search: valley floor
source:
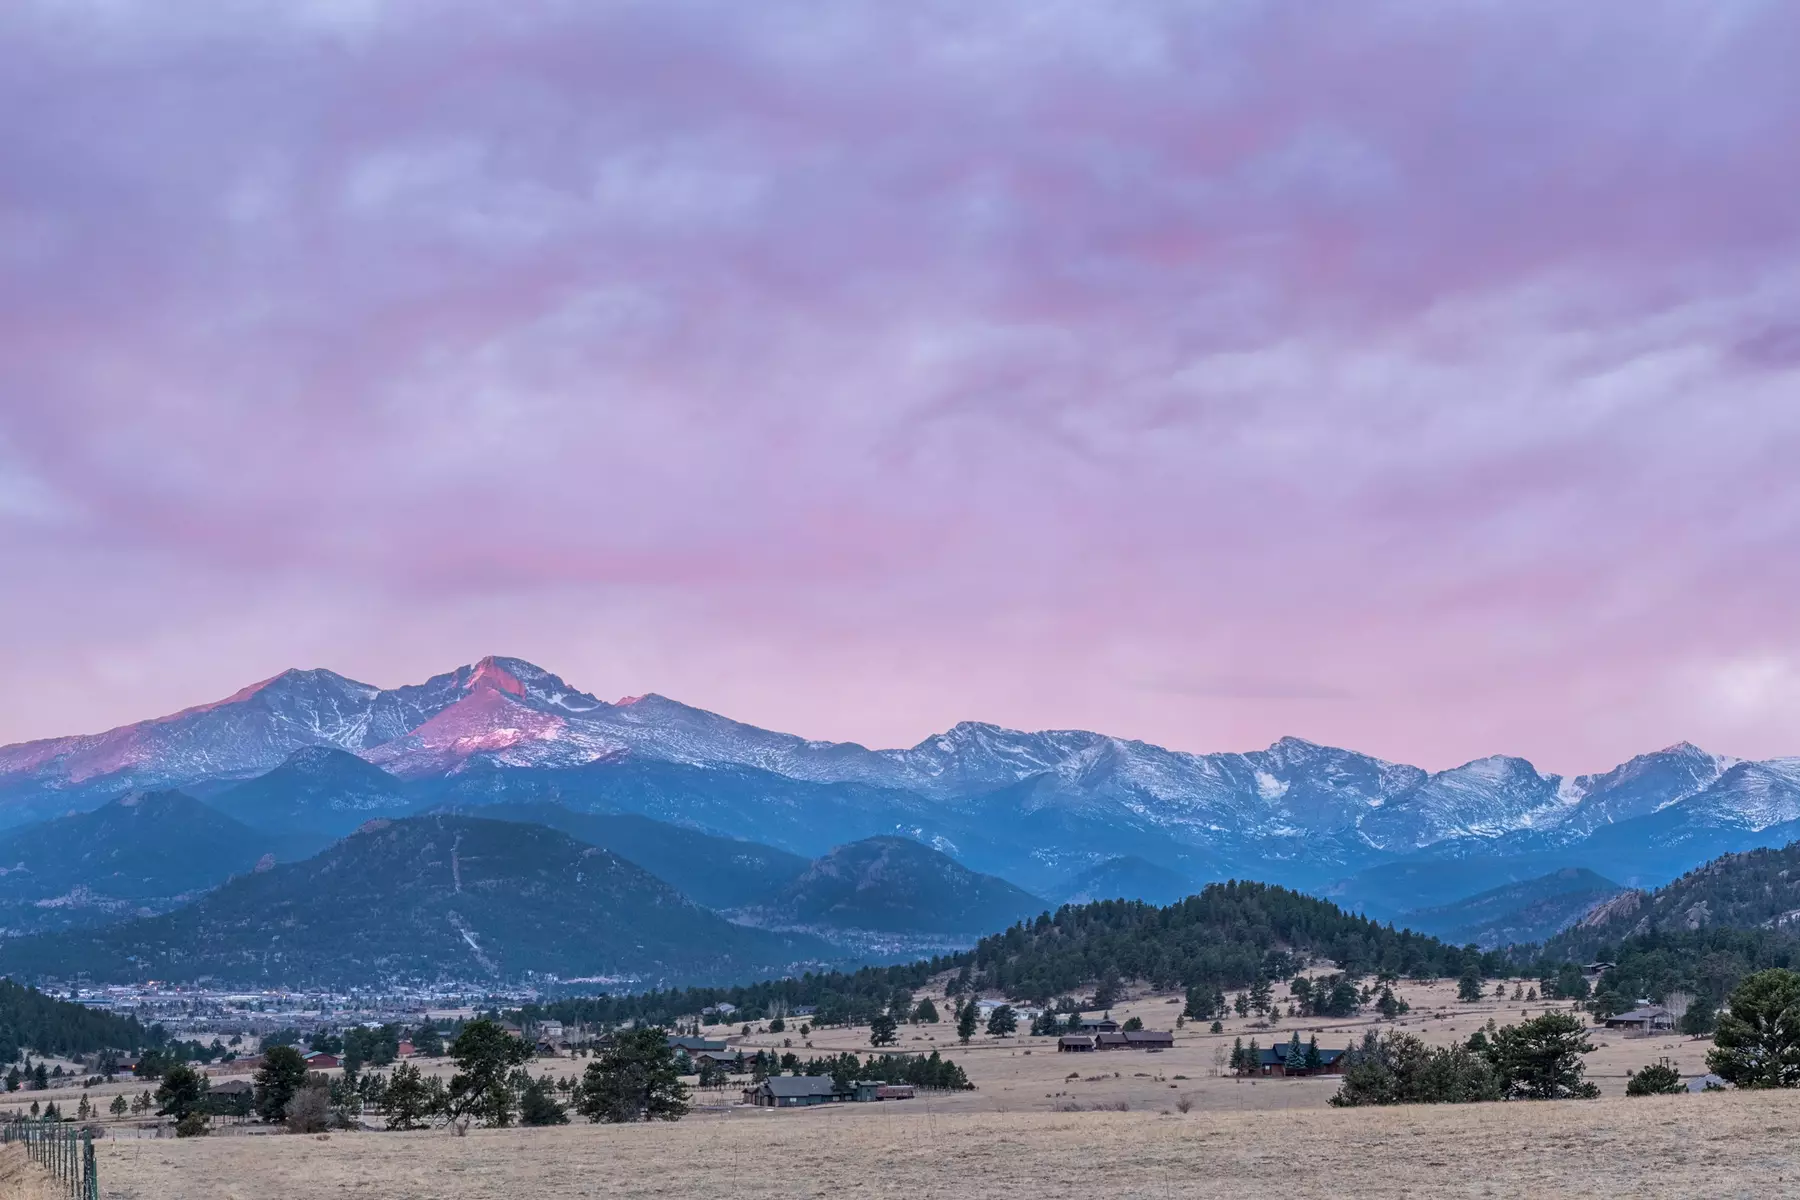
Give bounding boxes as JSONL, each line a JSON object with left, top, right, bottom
{"left": 94, "top": 1089, "right": 1800, "bottom": 1200}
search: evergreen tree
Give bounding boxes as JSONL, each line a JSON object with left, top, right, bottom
{"left": 445, "top": 1019, "right": 533, "bottom": 1127}
{"left": 1304, "top": 1036, "right": 1323, "bottom": 1074}
{"left": 254, "top": 1046, "right": 310, "bottom": 1124}
{"left": 109, "top": 1094, "right": 128, "bottom": 1118}
{"left": 1286, "top": 1031, "right": 1302, "bottom": 1072}
{"left": 1488, "top": 1011, "right": 1600, "bottom": 1100}
{"left": 1234, "top": 993, "right": 1250, "bottom": 1018}
{"left": 1707, "top": 968, "right": 1800, "bottom": 1089}
{"left": 574, "top": 1028, "right": 690, "bottom": 1123}
{"left": 1229, "top": 1037, "right": 1245, "bottom": 1074}
{"left": 520, "top": 1075, "right": 570, "bottom": 1125}
{"left": 155, "top": 1063, "right": 209, "bottom": 1120}
{"left": 986, "top": 1006, "right": 1017, "bottom": 1038}
{"left": 912, "top": 998, "right": 939, "bottom": 1024}
{"left": 956, "top": 1002, "right": 978, "bottom": 1045}
{"left": 1210, "top": 1021, "right": 1222, "bottom": 1034}
{"left": 382, "top": 1062, "right": 438, "bottom": 1130}
{"left": 1626, "top": 1060, "right": 1685, "bottom": 1096}
{"left": 869, "top": 1013, "right": 899, "bottom": 1047}
{"left": 1679, "top": 996, "right": 1717, "bottom": 1037}
{"left": 412, "top": 1024, "right": 446, "bottom": 1058}
{"left": 1457, "top": 971, "right": 1484, "bottom": 1003}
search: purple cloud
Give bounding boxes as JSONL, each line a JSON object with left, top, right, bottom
{"left": 2, "top": 0, "right": 1798, "bottom": 772}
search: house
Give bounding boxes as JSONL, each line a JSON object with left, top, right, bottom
{"left": 745, "top": 1076, "right": 844, "bottom": 1108}
{"left": 695, "top": 1051, "right": 746, "bottom": 1072}
{"left": 1058, "top": 1035, "right": 1097, "bottom": 1053}
{"left": 1604, "top": 1006, "right": 1673, "bottom": 1032}
{"left": 301, "top": 1051, "right": 341, "bottom": 1070}
{"left": 668, "top": 1035, "right": 730, "bottom": 1054}
{"left": 1123, "top": 1030, "right": 1174, "bottom": 1050}
{"left": 395, "top": 1041, "right": 415, "bottom": 1058}
{"left": 538, "top": 1021, "right": 564, "bottom": 1040}
{"left": 1078, "top": 1018, "right": 1120, "bottom": 1033}
{"left": 205, "top": 1079, "right": 255, "bottom": 1118}
{"left": 1094, "top": 1032, "right": 1130, "bottom": 1050}
{"left": 1253, "top": 1043, "right": 1345, "bottom": 1077}
{"left": 790, "top": 1006, "right": 817, "bottom": 1018}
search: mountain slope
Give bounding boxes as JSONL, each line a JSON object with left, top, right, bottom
{"left": 1399, "top": 868, "right": 1623, "bottom": 949}
{"left": 1554, "top": 838, "right": 1800, "bottom": 950}
{"left": 0, "top": 791, "right": 286, "bottom": 934}
{"left": 1052, "top": 856, "right": 1196, "bottom": 907}
{"left": 206, "top": 746, "right": 411, "bottom": 839}
{"left": 428, "top": 800, "right": 809, "bottom": 909}
{"left": 0, "top": 816, "right": 833, "bottom": 987}
{"left": 754, "top": 836, "right": 1044, "bottom": 936}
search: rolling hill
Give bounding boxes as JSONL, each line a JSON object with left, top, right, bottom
{"left": 746, "top": 836, "right": 1045, "bottom": 937}
{"left": 427, "top": 800, "right": 809, "bottom": 909}
{"left": 0, "top": 791, "right": 290, "bottom": 934}
{"left": 0, "top": 815, "right": 834, "bottom": 987}
{"left": 205, "top": 745, "right": 411, "bottom": 840}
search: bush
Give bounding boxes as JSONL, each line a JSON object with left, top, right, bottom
{"left": 1626, "top": 1061, "right": 1685, "bottom": 1096}
{"left": 1331, "top": 1031, "right": 1501, "bottom": 1107}
{"left": 284, "top": 1084, "right": 333, "bottom": 1134}
{"left": 174, "top": 1111, "right": 210, "bottom": 1138}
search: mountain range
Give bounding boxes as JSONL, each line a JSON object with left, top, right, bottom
{"left": 4, "top": 654, "right": 1800, "bottom": 969}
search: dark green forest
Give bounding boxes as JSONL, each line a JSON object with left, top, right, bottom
{"left": 0, "top": 979, "right": 148, "bottom": 1059}
{"left": 530, "top": 881, "right": 1490, "bottom": 1028}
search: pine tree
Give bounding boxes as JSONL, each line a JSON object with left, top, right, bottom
{"left": 110, "top": 1094, "right": 128, "bottom": 1118}
{"left": 957, "top": 1002, "right": 978, "bottom": 1045}
{"left": 1707, "top": 969, "right": 1800, "bottom": 1089}
{"left": 986, "top": 1006, "right": 1017, "bottom": 1038}
{"left": 869, "top": 1013, "right": 899, "bottom": 1047}
{"left": 573, "top": 1028, "right": 690, "bottom": 1123}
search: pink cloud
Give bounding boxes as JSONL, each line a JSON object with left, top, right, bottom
{"left": 1, "top": 1, "right": 1798, "bottom": 774}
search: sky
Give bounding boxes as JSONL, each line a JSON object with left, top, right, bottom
{"left": 2, "top": 1, "right": 1799, "bottom": 774}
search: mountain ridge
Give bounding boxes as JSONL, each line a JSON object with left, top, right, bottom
{"left": 3, "top": 657, "right": 1796, "bottom": 896}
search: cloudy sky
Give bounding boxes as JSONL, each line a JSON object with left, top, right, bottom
{"left": 3, "top": 0, "right": 1798, "bottom": 773}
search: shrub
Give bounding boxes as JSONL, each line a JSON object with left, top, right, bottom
{"left": 285, "top": 1084, "right": 332, "bottom": 1134}
{"left": 174, "top": 1111, "right": 210, "bottom": 1138}
{"left": 1626, "top": 1061, "right": 1685, "bottom": 1096}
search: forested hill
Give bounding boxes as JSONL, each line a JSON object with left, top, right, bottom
{"left": 1523, "top": 840, "right": 1800, "bottom": 1015}
{"left": 963, "top": 882, "right": 1481, "bottom": 1002}
{"left": 0, "top": 979, "right": 148, "bottom": 1059}
{"left": 1547, "top": 839, "right": 1800, "bottom": 953}
{"left": 530, "top": 881, "right": 1485, "bottom": 1028}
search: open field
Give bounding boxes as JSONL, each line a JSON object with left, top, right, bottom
{"left": 0, "top": 977, "right": 1765, "bottom": 1198}
{"left": 88, "top": 1090, "right": 1800, "bottom": 1200}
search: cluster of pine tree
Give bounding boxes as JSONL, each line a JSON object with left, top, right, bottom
{"left": 528, "top": 883, "right": 1484, "bottom": 1030}
{"left": 741, "top": 1048, "right": 972, "bottom": 1090}
{"left": 0, "top": 979, "right": 148, "bottom": 1060}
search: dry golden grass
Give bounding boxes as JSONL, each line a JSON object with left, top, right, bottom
{"left": 0, "top": 1146, "right": 55, "bottom": 1200}
{"left": 93, "top": 1089, "right": 1800, "bottom": 1200}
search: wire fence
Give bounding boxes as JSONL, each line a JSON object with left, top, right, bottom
{"left": 2, "top": 1120, "right": 100, "bottom": 1200}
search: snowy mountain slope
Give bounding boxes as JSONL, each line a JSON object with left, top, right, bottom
{"left": 3, "top": 656, "right": 1799, "bottom": 895}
